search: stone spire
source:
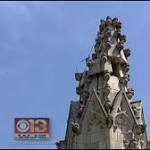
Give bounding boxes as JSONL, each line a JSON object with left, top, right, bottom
{"left": 57, "top": 16, "right": 148, "bottom": 149}
{"left": 75, "top": 16, "right": 133, "bottom": 124}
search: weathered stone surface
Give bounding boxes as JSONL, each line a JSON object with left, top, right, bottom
{"left": 57, "top": 16, "right": 148, "bottom": 149}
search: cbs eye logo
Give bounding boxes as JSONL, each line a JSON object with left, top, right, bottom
{"left": 15, "top": 118, "right": 50, "bottom": 140}
{"left": 16, "top": 119, "right": 30, "bottom": 133}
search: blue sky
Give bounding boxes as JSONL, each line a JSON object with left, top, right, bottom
{"left": 0, "top": 1, "right": 150, "bottom": 149}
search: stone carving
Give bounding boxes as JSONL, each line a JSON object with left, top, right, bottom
{"left": 86, "top": 57, "right": 94, "bottom": 68}
{"left": 120, "top": 49, "right": 128, "bottom": 64}
{"left": 78, "top": 103, "right": 85, "bottom": 118}
{"left": 104, "top": 42, "right": 111, "bottom": 50}
{"left": 126, "top": 88, "right": 134, "bottom": 99}
{"left": 112, "top": 17, "right": 119, "bottom": 27}
{"left": 129, "top": 139, "right": 139, "bottom": 149}
{"left": 124, "top": 48, "right": 131, "bottom": 58}
{"left": 101, "top": 55, "right": 107, "bottom": 63}
{"left": 115, "top": 21, "right": 122, "bottom": 30}
{"left": 105, "top": 16, "right": 112, "bottom": 26}
{"left": 76, "top": 86, "right": 83, "bottom": 95}
{"left": 134, "top": 124, "right": 146, "bottom": 135}
{"left": 104, "top": 72, "right": 111, "bottom": 81}
{"left": 99, "top": 19, "right": 105, "bottom": 32}
{"left": 95, "top": 37, "right": 101, "bottom": 45}
{"left": 119, "top": 34, "right": 127, "bottom": 44}
{"left": 59, "top": 16, "right": 148, "bottom": 149}
{"left": 71, "top": 122, "right": 81, "bottom": 135}
{"left": 122, "top": 63, "right": 130, "bottom": 73}
{"left": 119, "top": 74, "right": 130, "bottom": 87}
{"left": 92, "top": 53, "right": 97, "bottom": 60}
{"left": 116, "top": 42, "right": 124, "bottom": 51}
{"left": 123, "top": 131, "right": 139, "bottom": 149}
{"left": 75, "top": 72, "right": 83, "bottom": 81}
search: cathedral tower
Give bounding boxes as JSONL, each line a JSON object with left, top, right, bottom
{"left": 56, "top": 16, "right": 148, "bottom": 149}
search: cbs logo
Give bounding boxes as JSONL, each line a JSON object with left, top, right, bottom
{"left": 15, "top": 118, "right": 49, "bottom": 133}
